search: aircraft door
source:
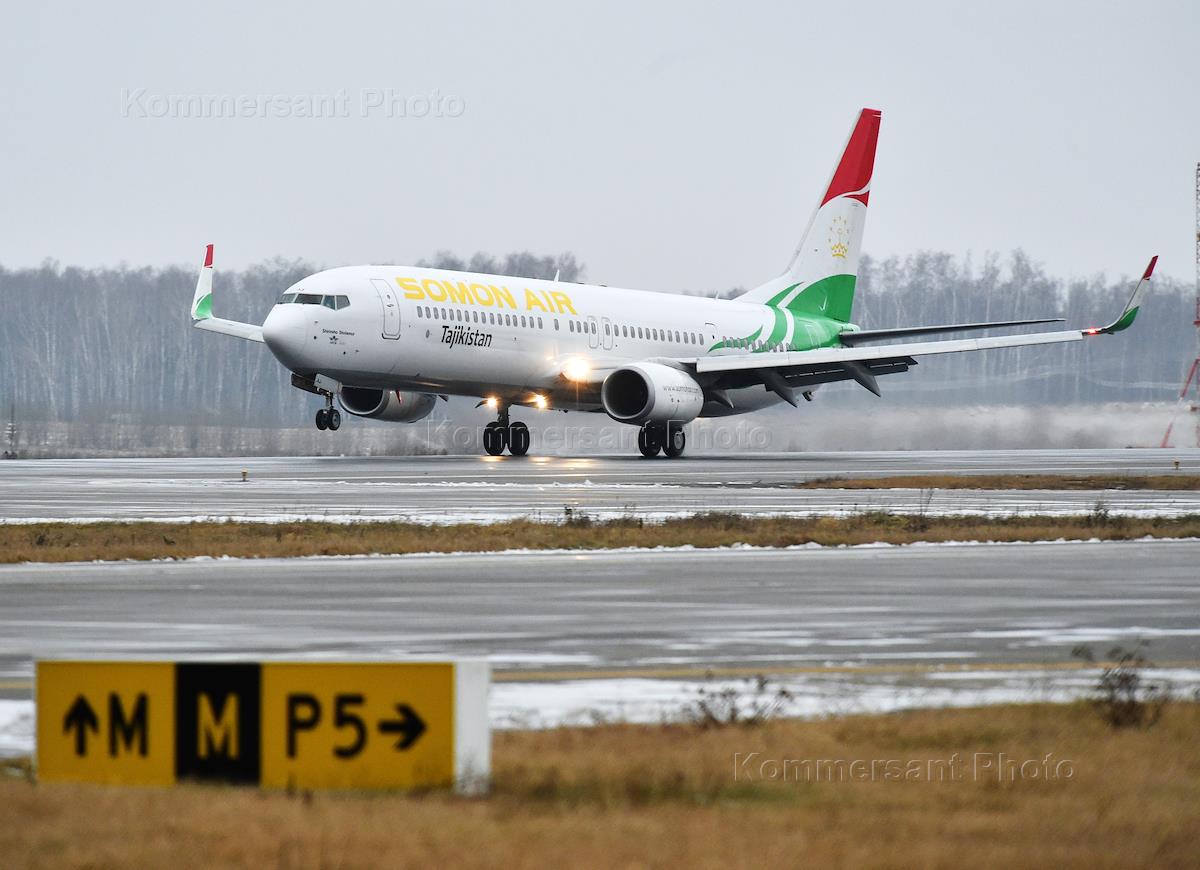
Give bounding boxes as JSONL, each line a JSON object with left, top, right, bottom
{"left": 586, "top": 315, "right": 599, "bottom": 349}
{"left": 601, "top": 316, "right": 614, "bottom": 350}
{"left": 371, "top": 278, "right": 401, "bottom": 339}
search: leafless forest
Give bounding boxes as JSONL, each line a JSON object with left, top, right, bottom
{"left": 0, "top": 250, "right": 1193, "bottom": 456}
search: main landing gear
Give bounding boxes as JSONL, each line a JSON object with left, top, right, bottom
{"left": 314, "top": 393, "right": 341, "bottom": 431}
{"left": 482, "top": 405, "right": 529, "bottom": 457}
{"left": 638, "top": 422, "right": 686, "bottom": 458}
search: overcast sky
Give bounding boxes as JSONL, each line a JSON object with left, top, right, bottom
{"left": 2, "top": 1, "right": 1197, "bottom": 292}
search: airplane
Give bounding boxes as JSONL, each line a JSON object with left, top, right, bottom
{"left": 191, "top": 108, "right": 1155, "bottom": 458}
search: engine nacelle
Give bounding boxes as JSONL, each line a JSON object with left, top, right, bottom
{"left": 338, "top": 387, "right": 437, "bottom": 423}
{"left": 601, "top": 363, "right": 705, "bottom": 426}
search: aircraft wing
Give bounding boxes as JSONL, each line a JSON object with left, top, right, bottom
{"left": 688, "top": 256, "right": 1156, "bottom": 401}
{"left": 190, "top": 244, "right": 265, "bottom": 343}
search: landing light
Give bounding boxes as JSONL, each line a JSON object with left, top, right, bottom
{"left": 533, "top": 394, "right": 548, "bottom": 409}
{"left": 563, "top": 359, "right": 592, "bottom": 382}
{"left": 485, "top": 396, "right": 499, "bottom": 409}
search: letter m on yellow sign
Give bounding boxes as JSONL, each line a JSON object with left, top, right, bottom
{"left": 175, "top": 663, "right": 262, "bottom": 784}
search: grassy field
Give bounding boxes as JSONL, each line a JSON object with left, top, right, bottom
{"left": 2, "top": 703, "right": 1197, "bottom": 868}
{"left": 2, "top": 512, "right": 1200, "bottom": 563}
{"left": 796, "top": 474, "right": 1200, "bottom": 491}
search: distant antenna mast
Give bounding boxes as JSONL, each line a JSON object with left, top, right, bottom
{"left": 1161, "top": 162, "right": 1200, "bottom": 448}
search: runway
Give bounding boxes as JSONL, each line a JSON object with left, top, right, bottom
{"left": 1, "top": 540, "right": 1197, "bottom": 738}
{"left": 2, "top": 449, "right": 1199, "bottom": 523}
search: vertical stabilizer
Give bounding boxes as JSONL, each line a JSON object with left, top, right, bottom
{"left": 740, "top": 108, "right": 881, "bottom": 322}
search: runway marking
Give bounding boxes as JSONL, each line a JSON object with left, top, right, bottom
{"left": 492, "top": 660, "right": 1200, "bottom": 682}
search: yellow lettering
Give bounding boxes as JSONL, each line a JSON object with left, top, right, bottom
{"left": 491, "top": 284, "right": 516, "bottom": 309}
{"left": 422, "top": 278, "right": 447, "bottom": 302}
{"left": 524, "top": 288, "right": 548, "bottom": 312}
{"left": 551, "top": 291, "right": 577, "bottom": 315}
{"left": 446, "top": 281, "right": 475, "bottom": 304}
{"left": 396, "top": 277, "right": 424, "bottom": 300}
{"left": 198, "top": 693, "right": 239, "bottom": 759}
{"left": 539, "top": 289, "right": 556, "bottom": 311}
{"left": 471, "top": 283, "right": 495, "bottom": 306}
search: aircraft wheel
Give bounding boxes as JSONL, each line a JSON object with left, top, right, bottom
{"left": 483, "top": 422, "right": 506, "bottom": 456}
{"left": 638, "top": 424, "right": 663, "bottom": 457}
{"left": 508, "top": 421, "right": 530, "bottom": 456}
{"left": 663, "top": 424, "right": 686, "bottom": 458}
{"left": 315, "top": 408, "right": 329, "bottom": 430}
{"left": 327, "top": 409, "right": 342, "bottom": 431}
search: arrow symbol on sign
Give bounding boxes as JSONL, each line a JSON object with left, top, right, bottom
{"left": 377, "top": 703, "right": 426, "bottom": 750}
{"left": 63, "top": 695, "right": 99, "bottom": 756}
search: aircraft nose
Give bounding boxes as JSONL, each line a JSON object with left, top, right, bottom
{"left": 262, "top": 305, "right": 310, "bottom": 371}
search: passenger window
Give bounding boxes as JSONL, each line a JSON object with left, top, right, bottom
{"left": 592, "top": 322, "right": 597, "bottom": 334}
{"left": 538, "top": 317, "right": 543, "bottom": 329}
{"left": 554, "top": 319, "right": 560, "bottom": 331}
{"left": 520, "top": 315, "right": 527, "bottom": 327}
{"left": 604, "top": 323, "right": 610, "bottom": 335}
{"left": 675, "top": 331, "right": 681, "bottom": 343}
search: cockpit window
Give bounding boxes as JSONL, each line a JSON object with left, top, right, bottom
{"left": 292, "top": 293, "right": 321, "bottom": 305}
{"left": 336, "top": 295, "right": 350, "bottom": 309}
{"left": 322, "top": 295, "right": 337, "bottom": 309}
{"left": 277, "top": 293, "right": 297, "bottom": 304}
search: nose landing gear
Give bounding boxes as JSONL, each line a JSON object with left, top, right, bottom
{"left": 314, "top": 391, "right": 341, "bottom": 431}
{"left": 638, "top": 422, "right": 686, "bottom": 458}
{"left": 482, "top": 404, "right": 530, "bottom": 456}
{"left": 315, "top": 407, "right": 341, "bottom": 431}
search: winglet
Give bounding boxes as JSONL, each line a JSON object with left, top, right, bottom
{"left": 1087, "top": 256, "right": 1156, "bottom": 336}
{"left": 191, "top": 244, "right": 214, "bottom": 320}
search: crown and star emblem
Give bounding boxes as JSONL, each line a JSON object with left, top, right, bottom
{"left": 828, "top": 216, "right": 850, "bottom": 259}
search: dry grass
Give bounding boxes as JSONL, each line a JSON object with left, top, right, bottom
{"left": 2, "top": 512, "right": 1200, "bottom": 563}
{"left": 797, "top": 474, "right": 1200, "bottom": 491}
{"left": 2, "top": 703, "right": 1197, "bottom": 868}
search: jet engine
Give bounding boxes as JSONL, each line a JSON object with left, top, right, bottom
{"left": 338, "top": 387, "right": 437, "bottom": 423}
{"left": 600, "top": 363, "right": 705, "bottom": 425}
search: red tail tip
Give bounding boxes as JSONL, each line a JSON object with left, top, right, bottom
{"left": 203, "top": 244, "right": 214, "bottom": 268}
{"left": 822, "top": 109, "right": 882, "bottom": 207}
{"left": 1142, "top": 255, "right": 1157, "bottom": 280}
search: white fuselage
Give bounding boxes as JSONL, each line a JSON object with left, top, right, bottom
{"left": 261, "top": 266, "right": 803, "bottom": 416}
